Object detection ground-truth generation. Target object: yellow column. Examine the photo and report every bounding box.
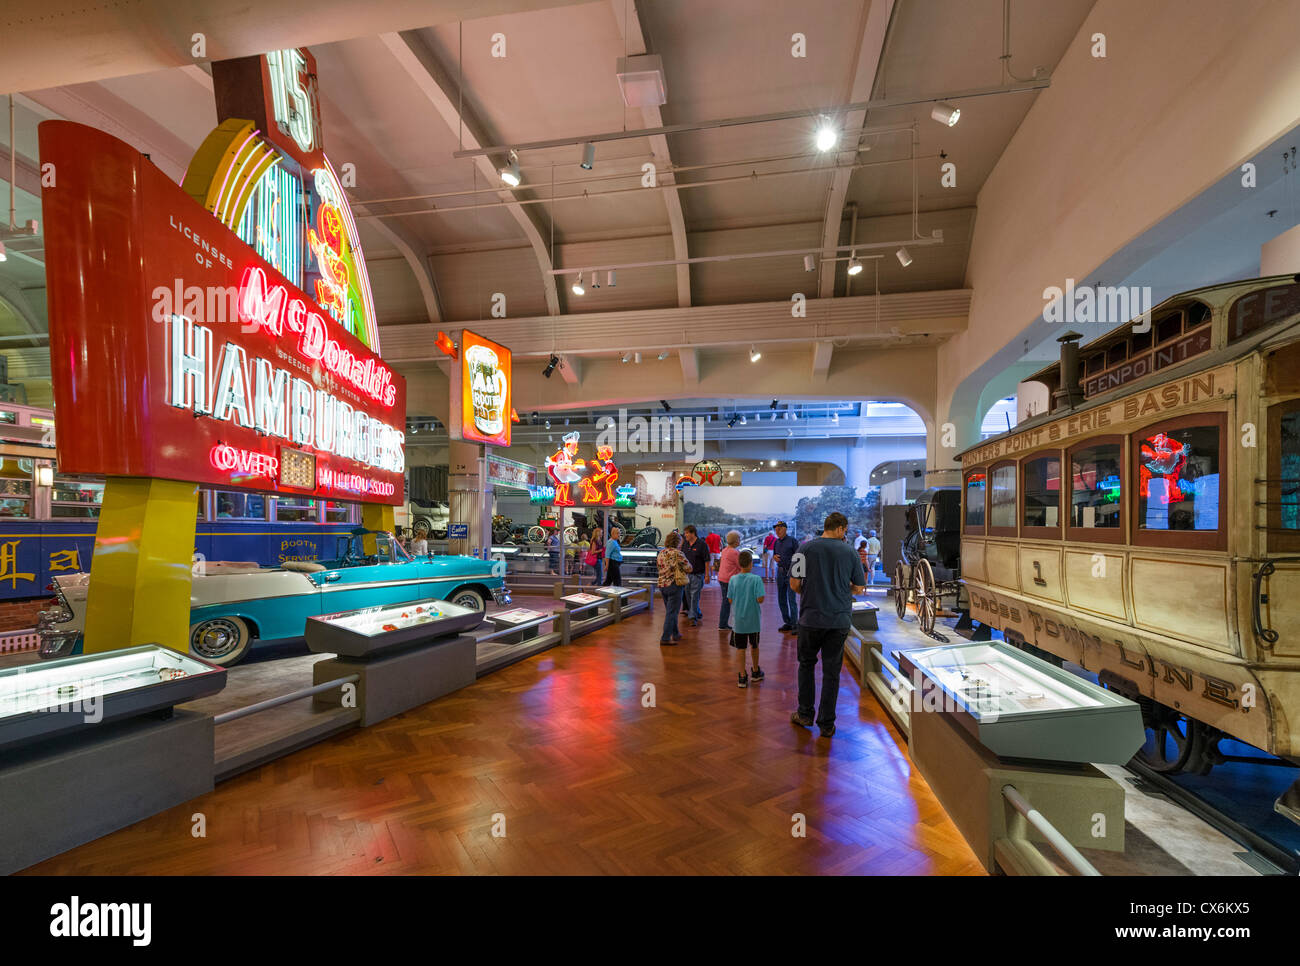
[82,477,199,654]
[361,504,396,555]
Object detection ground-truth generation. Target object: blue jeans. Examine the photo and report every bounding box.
[592,559,604,584]
[776,571,798,626]
[796,625,848,727]
[659,585,684,641]
[685,574,703,620]
[718,581,730,628]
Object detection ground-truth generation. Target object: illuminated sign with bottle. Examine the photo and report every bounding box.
[451,330,512,447]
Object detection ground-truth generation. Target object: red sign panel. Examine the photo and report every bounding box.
[39,121,406,505]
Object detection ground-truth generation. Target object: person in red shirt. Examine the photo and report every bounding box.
[762,528,777,581]
[705,530,722,573]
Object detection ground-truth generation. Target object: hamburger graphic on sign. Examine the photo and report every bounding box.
[457,330,512,447]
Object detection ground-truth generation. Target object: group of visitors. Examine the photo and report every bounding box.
[395,527,429,557]
[655,511,867,738]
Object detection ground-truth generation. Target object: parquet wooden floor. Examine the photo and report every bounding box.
[22,581,984,875]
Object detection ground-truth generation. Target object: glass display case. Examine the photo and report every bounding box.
[894,640,1143,764]
[0,645,226,749]
[305,597,485,657]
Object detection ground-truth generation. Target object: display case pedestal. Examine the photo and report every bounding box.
[850,600,879,632]
[312,634,476,726]
[0,709,214,874]
[910,703,1125,874]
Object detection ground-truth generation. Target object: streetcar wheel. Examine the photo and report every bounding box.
[913,559,937,635]
[1134,700,1219,776]
[893,562,908,620]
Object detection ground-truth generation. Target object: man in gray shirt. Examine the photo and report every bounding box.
[788,511,866,738]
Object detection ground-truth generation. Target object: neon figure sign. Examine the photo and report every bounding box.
[542,434,620,506]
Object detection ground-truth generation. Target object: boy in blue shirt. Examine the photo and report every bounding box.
[727,549,765,688]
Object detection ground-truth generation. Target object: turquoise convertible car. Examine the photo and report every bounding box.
[37,529,510,666]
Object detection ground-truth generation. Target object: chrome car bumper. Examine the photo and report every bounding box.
[36,582,81,658]
[491,585,512,606]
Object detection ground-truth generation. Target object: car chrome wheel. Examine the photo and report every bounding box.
[452,588,486,612]
[189,616,253,665]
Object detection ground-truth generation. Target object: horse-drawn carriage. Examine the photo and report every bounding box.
[891,486,964,635]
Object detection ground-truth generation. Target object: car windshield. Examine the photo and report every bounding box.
[337,531,413,564]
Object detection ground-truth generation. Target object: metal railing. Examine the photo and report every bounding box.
[213,674,359,725]
[1000,784,1101,877]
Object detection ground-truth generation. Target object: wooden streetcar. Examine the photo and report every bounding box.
[955,275,1300,807]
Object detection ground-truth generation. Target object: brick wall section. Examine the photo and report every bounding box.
[0,598,53,633]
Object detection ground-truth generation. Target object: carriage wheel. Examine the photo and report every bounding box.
[1133,700,1220,776]
[912,559,938,636]
[527,526,546,544]
[893,562,909,620]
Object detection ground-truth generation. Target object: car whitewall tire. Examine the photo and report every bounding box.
[189,616,254,666]
[451,588,485,612]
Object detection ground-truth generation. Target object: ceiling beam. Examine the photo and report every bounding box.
[679,347,700,387]
[559,354,581,385]
[379,30,561,316]
[362,214,444,325]
[818,0,896,299]
[610,0,690,308]
[812,341,833,381]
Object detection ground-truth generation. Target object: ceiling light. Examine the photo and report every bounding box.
[572,273,585,296]
[791,411,798,420]
[803,254,816,272]
[727,415,739,428]
[607,270,616,287]
[634,352,642,364]
[739,415,747,425]
[564,418,570,426]
[580,142,596,170]
[660,400,672,412]
[749,346,761,363]
[621,353,631,363]
[814,117,838,152]
[729,470,735,477]
[847,253,863,276]
[531,411,539,423]
[543,354,560,378]
[657,350,669,361]
[896,247,912,267]
[545,419,551,429]
[770,399,778,410]
[832,412,839,424]
[500,150,522,186]
[787,429,793,437]
[769,459,777,467]
[931,102,960,127]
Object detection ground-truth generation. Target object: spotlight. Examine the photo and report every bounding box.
[729,470,735,476]
[847,253,863,276]
[531,411,540,423]
[814,117,838,152]
[832,412,839,424]
[930,102,960,127]
[657,350,669,361]
[621,353,631,363]
[769,459,777,467]
[542,354,560,378]
[739,415,747,425]
[791,411,798,420]
[545,419,551,429]
[727,415,739,428]
[787,429,793,437]
[500,149,522,186]
[580,142,596,170]
[896,247,912,267]
[749,346,761,363]
[607,270,616,287]
[591,274,600,289]
[565,418,570,425]
[803,254,816,272]
[770,399,779,410]
[634,352,642,364]
[660,400,672,412]
[572,273,585,296]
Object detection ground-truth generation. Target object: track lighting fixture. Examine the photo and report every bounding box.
[727,415,739,428]
[791,411,798,420]
[770,399,779,410]
[621,353,631,363]
[832,412,839,424]
[542,354,560,378]
[607,270,616,287]
[930,102,960,127]
[814,117,838,152]
[739,414,747,425]
[499,150,522,186]
[580,142,596,170]
[803,254,816,272]
[634,352,642,364]
[749,346,761,363]
[896,247,912,267]
[544,419,551,429]
[660,400,672,412]
[847,252,863,276]
[657,350,669,361]
[572,273,585,296]
[531,411,539,423]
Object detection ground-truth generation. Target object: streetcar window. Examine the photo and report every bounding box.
[1277,407,1300,534]
[964,472,986,530]
[1106,342,1128,367]
[1132,330,1153,353]
[1186,302,1211,329]
[1155,312,1182,344]
[1137,425,1220,531]
[989,464,1017,529]
[1070,444,1122,529]
[1023,455,1061,529]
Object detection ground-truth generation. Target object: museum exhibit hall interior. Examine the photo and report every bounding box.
[1,0,1299,932]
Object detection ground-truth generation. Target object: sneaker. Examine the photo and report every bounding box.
[790,710,814,728]
[750,666,765,682]
[819,722,836,738]
[738,672,748,689]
